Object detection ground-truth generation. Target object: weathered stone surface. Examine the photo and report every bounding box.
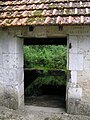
[68,29,90,115]
[16,68,24,86]
[0,25,90,115]
[69,36,78,54]
[0,83,4,106]
[4,91,18,110]
[3,53,23,69]
[77,36,90,54]
[67,98,90,116]
[69,53,83,70]
[0,30,24,109]
[68,87,82,99]
[70,71,77,85]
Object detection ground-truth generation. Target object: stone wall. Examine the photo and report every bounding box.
[0,26,90,115]
[0,28,24,109]
[21,25,90,115]
[67,27,90,115]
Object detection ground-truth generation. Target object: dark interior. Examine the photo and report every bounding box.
[24,37,67,45]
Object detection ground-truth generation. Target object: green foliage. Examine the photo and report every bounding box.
[24,45,67,95]
[24,45,67,70]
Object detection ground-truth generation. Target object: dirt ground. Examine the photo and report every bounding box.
[0,95,90,120]
[0,105,90,120]
[25,95,65,108]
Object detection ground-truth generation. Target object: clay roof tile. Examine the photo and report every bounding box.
[0,0,90,26]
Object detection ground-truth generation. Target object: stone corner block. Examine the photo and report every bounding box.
[68,87,82,99]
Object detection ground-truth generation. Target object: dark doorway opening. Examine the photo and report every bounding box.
[24,37,67,108]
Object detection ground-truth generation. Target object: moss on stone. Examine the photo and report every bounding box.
[34,10,42,16]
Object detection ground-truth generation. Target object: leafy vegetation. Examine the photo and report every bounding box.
[24,45,67,71]
[24,45,67,95]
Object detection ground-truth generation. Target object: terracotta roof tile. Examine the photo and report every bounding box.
[0,0,90,26]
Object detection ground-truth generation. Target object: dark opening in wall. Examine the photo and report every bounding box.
[29,26,34,32]
[24,37,67,45]
[24,37,67,108]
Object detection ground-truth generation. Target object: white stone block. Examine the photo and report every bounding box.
[9,37,23,54]
[69,36,77,53]
[0,32,23,54]
[68,87,82,99]
[69,53,83,70]
[71,71,77,84]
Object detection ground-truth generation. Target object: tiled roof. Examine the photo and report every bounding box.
[0,0,90,26]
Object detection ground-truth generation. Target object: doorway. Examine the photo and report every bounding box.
[24,37,67,108]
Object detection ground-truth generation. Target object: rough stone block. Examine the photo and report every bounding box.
[4,85,19,109]
[67,98,90,116]
[4,92,18,110]
[3,54,9,68]
[3,69,16,85]
[9,69,18,86]
[68,87,82,99]
[84,59,90,70]
[3,68,23,87]
[77,73,90,103]
[77,70,90,82]
[78,36,90,54]
[3,69,9,83]
[3,53,23,69]
[67,98,82,115]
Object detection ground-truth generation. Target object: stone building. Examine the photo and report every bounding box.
[0,0,90,116]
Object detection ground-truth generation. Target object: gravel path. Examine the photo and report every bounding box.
[0,105,90,120]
